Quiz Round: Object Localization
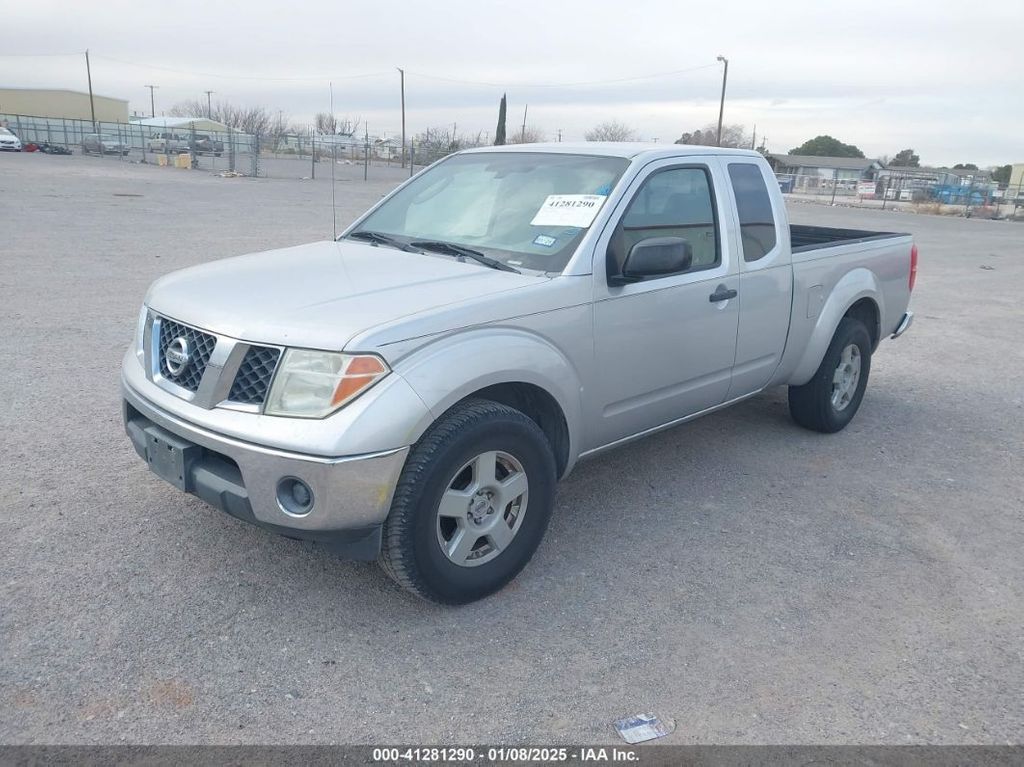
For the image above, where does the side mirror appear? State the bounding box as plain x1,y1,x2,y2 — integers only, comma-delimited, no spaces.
611,237,693,285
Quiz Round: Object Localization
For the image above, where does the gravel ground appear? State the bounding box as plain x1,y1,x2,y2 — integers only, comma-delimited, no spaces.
1,152,1022,745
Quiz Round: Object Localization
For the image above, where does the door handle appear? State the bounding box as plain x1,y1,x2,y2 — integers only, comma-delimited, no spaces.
709,284,737,303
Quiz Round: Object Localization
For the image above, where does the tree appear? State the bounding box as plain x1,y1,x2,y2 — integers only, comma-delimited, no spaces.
585,120,639,142
268,110,290,150
508,126,546,144
952,163,978,170
788,135,865,158
676,123,748,148
415,126,487,164
992,164,1012,185
313,112,360,136
169,99,274,135
315,112,337,135
889,148,920,168
494,94,507,146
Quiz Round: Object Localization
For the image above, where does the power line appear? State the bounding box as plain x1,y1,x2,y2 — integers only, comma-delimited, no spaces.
0,51,85,57
1,51,718,89
405,63,719,88
88,54,394,82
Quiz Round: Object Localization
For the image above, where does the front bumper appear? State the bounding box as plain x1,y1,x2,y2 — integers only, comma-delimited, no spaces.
123,383,409,559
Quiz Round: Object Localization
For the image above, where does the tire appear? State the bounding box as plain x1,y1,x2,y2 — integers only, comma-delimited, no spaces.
788,316,872,433
380,399,557,604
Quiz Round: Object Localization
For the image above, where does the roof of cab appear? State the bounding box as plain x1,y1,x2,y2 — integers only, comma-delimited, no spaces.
459,141,764,162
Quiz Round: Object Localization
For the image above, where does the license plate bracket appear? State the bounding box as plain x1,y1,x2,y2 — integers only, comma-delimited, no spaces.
144,426,200,491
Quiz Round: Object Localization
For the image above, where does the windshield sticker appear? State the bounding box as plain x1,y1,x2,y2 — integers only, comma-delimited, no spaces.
533,234,557,248
530,194,607,228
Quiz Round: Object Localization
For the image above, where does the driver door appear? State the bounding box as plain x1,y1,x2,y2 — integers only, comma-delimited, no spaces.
588,158,740,448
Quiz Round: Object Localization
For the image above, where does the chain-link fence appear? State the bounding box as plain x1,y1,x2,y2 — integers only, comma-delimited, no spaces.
775,170,1016,215
1,112,430,180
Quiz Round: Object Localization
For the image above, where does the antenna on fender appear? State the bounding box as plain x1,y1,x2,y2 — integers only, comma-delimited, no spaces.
330,81,338,240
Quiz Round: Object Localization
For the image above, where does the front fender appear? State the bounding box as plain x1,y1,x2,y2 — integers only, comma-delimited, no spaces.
394,328,584,465
788,268,885,385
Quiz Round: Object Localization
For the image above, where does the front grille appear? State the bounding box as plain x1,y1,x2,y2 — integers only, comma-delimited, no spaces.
228,345,281,404
157,317,217,392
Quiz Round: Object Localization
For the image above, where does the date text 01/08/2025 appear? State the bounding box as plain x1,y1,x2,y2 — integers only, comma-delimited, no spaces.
370,746,639,762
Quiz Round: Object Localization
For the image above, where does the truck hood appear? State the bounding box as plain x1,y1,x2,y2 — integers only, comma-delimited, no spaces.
146,240,544,350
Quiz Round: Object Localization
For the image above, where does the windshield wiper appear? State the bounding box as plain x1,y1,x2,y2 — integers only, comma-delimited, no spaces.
410,240,521,274
345,230,421,252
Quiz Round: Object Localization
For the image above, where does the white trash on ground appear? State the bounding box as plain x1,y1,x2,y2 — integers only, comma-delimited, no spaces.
612,713,676,744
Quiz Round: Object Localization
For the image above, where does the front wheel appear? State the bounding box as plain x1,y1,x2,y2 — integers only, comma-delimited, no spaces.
380,399,557,604
788,317,872,433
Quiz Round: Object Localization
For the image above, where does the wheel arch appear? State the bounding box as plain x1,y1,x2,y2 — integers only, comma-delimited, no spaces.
787,268,884,386
394,328,582,478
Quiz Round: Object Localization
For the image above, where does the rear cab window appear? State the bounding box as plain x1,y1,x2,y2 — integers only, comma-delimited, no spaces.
727,163,778,262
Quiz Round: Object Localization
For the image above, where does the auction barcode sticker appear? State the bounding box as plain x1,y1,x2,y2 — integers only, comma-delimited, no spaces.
530,194,608,228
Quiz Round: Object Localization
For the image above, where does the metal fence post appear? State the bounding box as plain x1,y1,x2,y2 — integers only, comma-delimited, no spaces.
228,127,235,172
409,140,415,178
251,133,260,177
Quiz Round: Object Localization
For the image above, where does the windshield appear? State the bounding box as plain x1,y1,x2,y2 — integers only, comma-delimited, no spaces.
348,152,629,273
0,127,14,136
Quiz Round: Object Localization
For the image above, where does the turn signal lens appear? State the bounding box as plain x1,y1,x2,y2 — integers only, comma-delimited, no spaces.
909,244,918,292
331,355,388,406
264,350,390,418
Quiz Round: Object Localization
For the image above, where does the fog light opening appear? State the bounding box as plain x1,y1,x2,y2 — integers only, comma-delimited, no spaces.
277,477,314,517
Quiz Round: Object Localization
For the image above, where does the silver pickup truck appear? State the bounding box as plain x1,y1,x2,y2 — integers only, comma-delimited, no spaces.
122,144,916,603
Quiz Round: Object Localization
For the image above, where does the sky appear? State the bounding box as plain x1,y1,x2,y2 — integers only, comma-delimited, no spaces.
1,0,1021,167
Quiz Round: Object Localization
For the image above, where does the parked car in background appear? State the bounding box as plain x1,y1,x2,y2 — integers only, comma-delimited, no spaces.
123,144,916,604
192,134,223,156
82,133,129,156
147,132,190,153
0,126,23,151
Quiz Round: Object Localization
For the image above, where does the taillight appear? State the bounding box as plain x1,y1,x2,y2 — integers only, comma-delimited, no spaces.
909,244,918,292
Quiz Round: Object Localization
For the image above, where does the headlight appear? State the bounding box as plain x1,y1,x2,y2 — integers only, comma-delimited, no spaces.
264,350,389,418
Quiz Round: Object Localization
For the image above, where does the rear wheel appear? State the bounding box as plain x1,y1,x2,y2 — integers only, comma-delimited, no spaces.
380,399,556,604
788,317,872,433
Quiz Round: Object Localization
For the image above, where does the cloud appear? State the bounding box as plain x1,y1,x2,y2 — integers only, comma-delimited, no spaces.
1,0,1020,165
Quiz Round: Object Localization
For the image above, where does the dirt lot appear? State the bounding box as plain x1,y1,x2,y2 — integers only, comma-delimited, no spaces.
2,151,1022,745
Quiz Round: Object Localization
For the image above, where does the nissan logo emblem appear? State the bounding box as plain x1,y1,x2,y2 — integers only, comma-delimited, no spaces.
165,337,191,376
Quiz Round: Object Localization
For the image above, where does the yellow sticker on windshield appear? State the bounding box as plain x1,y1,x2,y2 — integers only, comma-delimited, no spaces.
530,194,607,228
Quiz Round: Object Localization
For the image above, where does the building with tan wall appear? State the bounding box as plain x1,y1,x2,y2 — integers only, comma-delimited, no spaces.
0,87,129,122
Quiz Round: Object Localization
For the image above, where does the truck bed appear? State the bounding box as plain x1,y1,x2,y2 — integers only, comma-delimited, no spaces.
790,224,907,253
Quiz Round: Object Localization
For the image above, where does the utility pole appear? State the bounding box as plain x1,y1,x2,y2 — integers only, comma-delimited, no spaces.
145,84,158,118
751,124,757,150
521,104,528,143
85,50,96,130
397,68,406,168
557,128,562,142
330,81,337,239
715,55,729,146
204,90,214,119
